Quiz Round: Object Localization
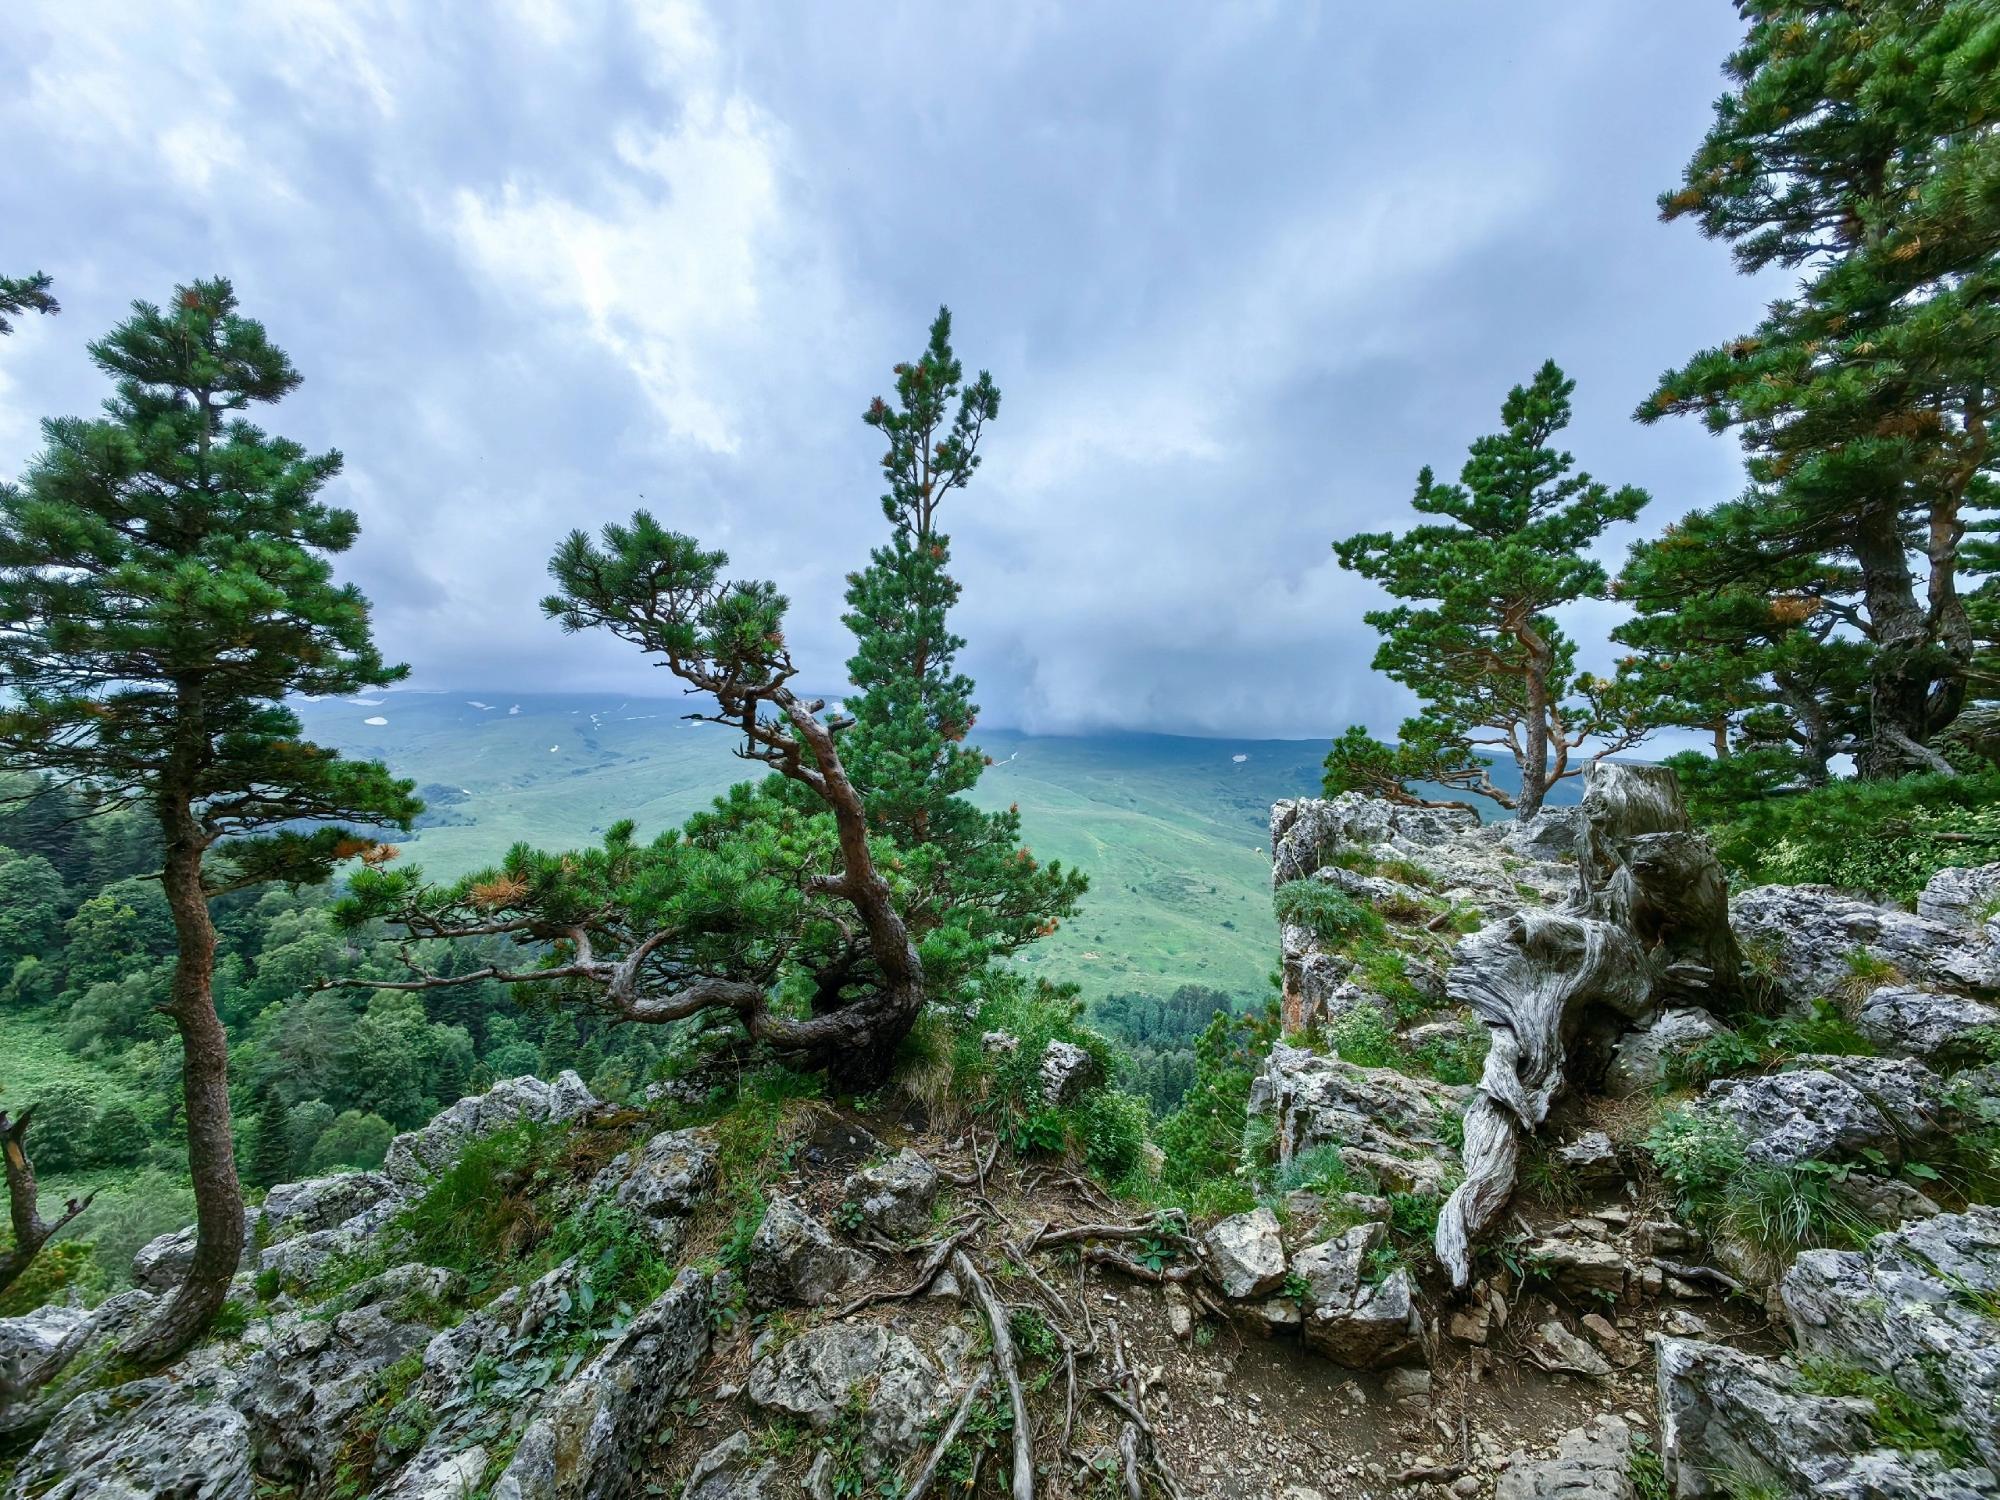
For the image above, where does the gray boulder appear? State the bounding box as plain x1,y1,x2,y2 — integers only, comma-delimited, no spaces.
585,1127,718,1255
0,1302,90,1405
1502,806,1584,863
1604,1008,1727,1098
681,1432,780,1500
258,1170,401,1243
5,1375,254,1500
1292,1221,1425,1369
747,1195,875,1307
748,1322,953,1458
382,1071,598,1188
1201,1206,1286,1300
1783,1207,2000,1476
1495,1414,1636,1500
843,1148,939,1240
1039,1040,1099,1106
1701,1056,1949,1169
490,1268,714,1500
1656,1337,1997,1498
1920,864,2000,929
1730,884,2000,1004
1857,986,2000,1065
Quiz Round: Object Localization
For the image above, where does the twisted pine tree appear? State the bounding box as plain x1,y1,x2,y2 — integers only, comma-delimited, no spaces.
338,311,1080,1086
1642,0,2000,774
1332,361,1649,817
0,279,419,1360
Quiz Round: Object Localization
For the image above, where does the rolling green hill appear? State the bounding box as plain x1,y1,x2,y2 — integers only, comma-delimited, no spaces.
292,692,1560,1005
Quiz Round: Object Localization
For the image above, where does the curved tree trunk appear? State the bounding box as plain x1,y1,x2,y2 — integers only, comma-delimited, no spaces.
121,817,242,1363
1434,762,1743,1287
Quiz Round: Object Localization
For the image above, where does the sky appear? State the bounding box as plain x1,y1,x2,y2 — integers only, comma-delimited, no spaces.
1,3,1782,740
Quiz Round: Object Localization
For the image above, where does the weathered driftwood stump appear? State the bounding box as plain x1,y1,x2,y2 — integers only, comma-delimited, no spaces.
1434,762,1741,1288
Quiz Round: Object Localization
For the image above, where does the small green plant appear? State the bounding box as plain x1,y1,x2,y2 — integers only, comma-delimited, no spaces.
1280,1271,1312,1303
1361,1244,1402,1285
1628,1436,1668,1500
1796,1358,1976,1466
1386,1191,1439,1245
1273,881,1386,946
1273,1143,1368,1198
1328,1005,1405,1070
1009,1307,1060,1363
254,1267,283,1303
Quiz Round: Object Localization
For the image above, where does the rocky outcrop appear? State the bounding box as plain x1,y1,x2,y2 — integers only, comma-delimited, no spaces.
5,1375,254,1500
1603,1008,1726,1097
1730,884,2000,1005
1857,986,2000,1064
1292,1221,1425,1369
584,1127,718,1256
1919,864,2000,929
1699,1055,1951,1168
489,1267,715,1500
1038,1040,1100,1105
1202,1207,1287,1299
1783,1207,2000,1476
382,1070,598,1187
748,1322,958,1459
1247,1043,1466,1195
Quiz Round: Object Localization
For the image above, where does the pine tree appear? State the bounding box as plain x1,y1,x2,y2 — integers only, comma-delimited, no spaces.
0,278,419,1359
0,271,58,336
338,313,1080,1089
1611,498,1871,789
1333,361,1650,816
839,308,1086,997
249,1088,291,1190
1643,0,2000,774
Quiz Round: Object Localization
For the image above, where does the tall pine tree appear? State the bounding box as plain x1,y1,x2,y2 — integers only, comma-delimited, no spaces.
1333,361,1649,816
0,279,418,1359
840,308,1085,997
0,271,58,336
1642,0,2000,774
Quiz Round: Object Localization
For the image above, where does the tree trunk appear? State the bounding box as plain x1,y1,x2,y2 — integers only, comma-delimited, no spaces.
1516,628,1551,819
121,807,241,1364
1852,505,1944,776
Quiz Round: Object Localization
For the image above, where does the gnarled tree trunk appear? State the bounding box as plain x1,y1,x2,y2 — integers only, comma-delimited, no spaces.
1434,762,1742,1287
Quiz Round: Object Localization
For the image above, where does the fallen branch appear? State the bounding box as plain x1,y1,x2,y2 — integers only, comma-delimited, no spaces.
1395,1462,1470,1486
904,1367,992,1500
832,1221,981,1319
1083,1247,1203,1284
1651,1258,1745,1296
952,1249,1035,1500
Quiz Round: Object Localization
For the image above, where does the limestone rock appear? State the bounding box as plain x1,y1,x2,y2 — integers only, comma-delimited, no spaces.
1525,1319,1612,1379
1857,986,2000,1065
1292,1222,1425,1369
489,1268,714,1500
1554,1130,1623,1186
1782,1206,2000,1476
6,1376,254,1500
681,1432,781,1500
1039,1040,1099,1106
1524,1231,1634,1301
1604,1008,1727,1098
1494,1414,1636,1500
1201,1206,1287,1300
235,1263,454,1491
585,1127,718,1254
1730,884,2000,1004
1655,1336,1999,1498
1920,864,2000,929
1247,1044,1466,1168
747,1194,875,1307
0,1303,90,1404
748,1323,952,1457
843,1148,939,1240
258,1170,401,1245
1700,1056,1950,1169
382,1071,598,1188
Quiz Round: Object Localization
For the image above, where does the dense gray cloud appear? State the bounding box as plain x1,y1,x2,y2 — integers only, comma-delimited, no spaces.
2,3,1779,738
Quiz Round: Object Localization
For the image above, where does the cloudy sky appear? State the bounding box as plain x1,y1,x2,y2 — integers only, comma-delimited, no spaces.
2,3,1778,740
